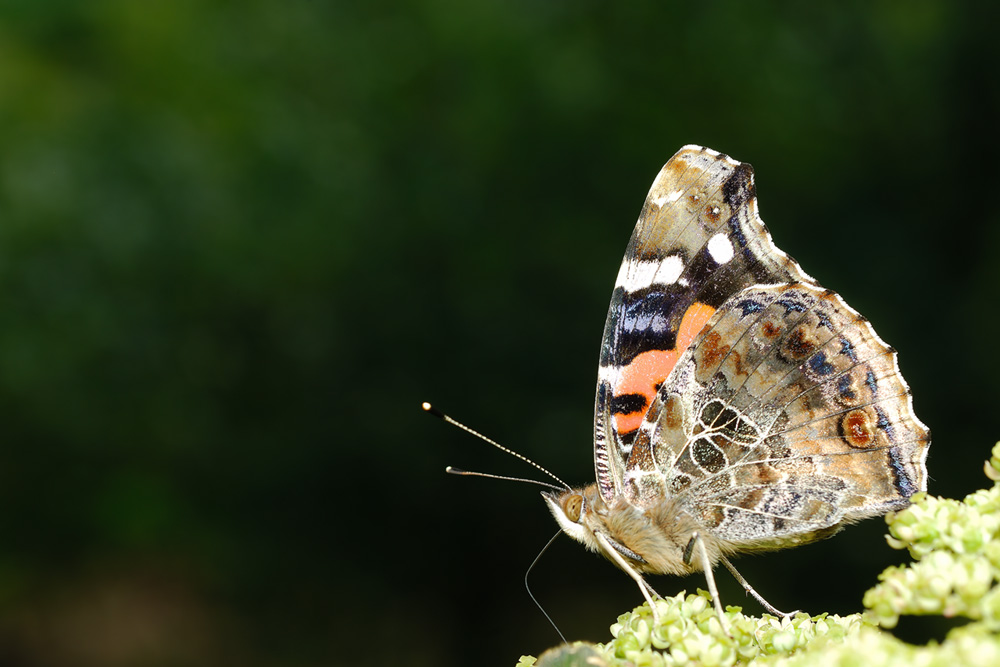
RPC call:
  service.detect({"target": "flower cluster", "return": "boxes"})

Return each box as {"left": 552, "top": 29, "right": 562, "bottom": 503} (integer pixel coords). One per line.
{"left": 863, "top": 442, "right": 1000, "bottom": 629}
{"left": 517, "top": 591, "right": 866, "bottom": 667}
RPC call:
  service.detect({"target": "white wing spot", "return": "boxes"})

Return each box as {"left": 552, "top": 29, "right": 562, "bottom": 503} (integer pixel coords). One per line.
{"left": 616, "top": 260, "right": 658, "bottom": 291}
{"left": 616, "top": 256, "right": 685, "bottom": 290}
{"left": 653, "top": 254, "right": 684, "bottom": 285}
{"left": 708, "top": 233, "right": 735, "bottom": 264}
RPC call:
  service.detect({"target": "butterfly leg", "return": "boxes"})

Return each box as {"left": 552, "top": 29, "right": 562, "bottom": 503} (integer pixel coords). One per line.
{"left": 684, "top": 532, "right": 729, "bottom": 633}
{"left": 639, "top": 577, "right": 661, "bottom": 601}
{"left": 595, "top": 532, "right": 662, "bottom": 627}
{"left": 719, "top": 555, "right": 799, "bottom": 618}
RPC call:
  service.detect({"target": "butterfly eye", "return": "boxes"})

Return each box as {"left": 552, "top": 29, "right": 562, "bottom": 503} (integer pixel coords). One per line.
{"left": 564, "top": 495, "right": 584, "bottom": 522}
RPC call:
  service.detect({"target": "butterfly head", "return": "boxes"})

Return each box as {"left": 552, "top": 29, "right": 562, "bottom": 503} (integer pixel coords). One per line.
{"left": 542, "top": 484, "right": 657, "bottom": 571}
{"left": 542, "top": 486, "right": 598, "bottom": 545}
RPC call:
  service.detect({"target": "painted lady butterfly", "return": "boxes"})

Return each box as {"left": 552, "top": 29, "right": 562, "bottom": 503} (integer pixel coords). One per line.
{"left": 543, "top": 145, "right": 930, "bottom": 625}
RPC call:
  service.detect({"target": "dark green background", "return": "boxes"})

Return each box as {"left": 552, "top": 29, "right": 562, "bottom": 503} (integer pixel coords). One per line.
{"left": 0, "top": 2, "right": 996, "bottom": 666}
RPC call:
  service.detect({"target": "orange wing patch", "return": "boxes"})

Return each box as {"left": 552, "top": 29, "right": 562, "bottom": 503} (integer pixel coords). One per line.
{"left": 612, "top": 302, "right": 716, "bottom": 434}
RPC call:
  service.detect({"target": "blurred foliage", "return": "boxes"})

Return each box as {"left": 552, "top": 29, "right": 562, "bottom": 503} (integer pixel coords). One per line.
{"left": 0, "top": 1, "right": 996, "bottom": 666}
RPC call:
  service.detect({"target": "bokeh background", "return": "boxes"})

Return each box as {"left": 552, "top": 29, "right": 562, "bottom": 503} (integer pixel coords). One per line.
{"left": 0, "top": 2, "right": 997, "bottom": 666}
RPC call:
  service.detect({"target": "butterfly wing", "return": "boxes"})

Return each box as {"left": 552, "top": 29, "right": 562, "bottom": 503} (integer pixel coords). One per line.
{"left": 656, "top": 283, "right": 930, "bottom": 549}
{"left": 594, "top": 146, "right": 815, "bottom": 506}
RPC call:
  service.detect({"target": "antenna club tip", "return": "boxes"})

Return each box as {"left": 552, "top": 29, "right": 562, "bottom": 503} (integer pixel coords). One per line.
{"left": 422, "top": 402, "right": 445, "bottom": 418}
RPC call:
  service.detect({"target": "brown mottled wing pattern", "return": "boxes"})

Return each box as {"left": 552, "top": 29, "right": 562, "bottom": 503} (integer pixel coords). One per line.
{"left": 641, "top": 283, "right": 929, "bottom": 549}
{"left": 595, "top": 146, "right": 814, "bottom": 507}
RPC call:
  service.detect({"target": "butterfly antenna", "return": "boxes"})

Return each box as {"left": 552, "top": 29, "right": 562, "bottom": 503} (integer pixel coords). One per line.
{"left": 526, "top": 529, "right": 567, "bottom": 643}
{"left": 444, "top": 467, "right": 562, "bottom": 491}
{"left": 422, "top": 402, "right": 571, "bottom": 490}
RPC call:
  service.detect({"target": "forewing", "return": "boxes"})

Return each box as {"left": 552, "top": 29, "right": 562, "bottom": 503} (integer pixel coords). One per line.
{"left": 595, "top": 146, "right": 815, "bottom": 505}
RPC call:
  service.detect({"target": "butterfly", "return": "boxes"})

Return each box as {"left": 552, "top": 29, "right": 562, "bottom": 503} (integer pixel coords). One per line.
{"left": 543, "top": 145, "right": 930, "bottom": 626}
